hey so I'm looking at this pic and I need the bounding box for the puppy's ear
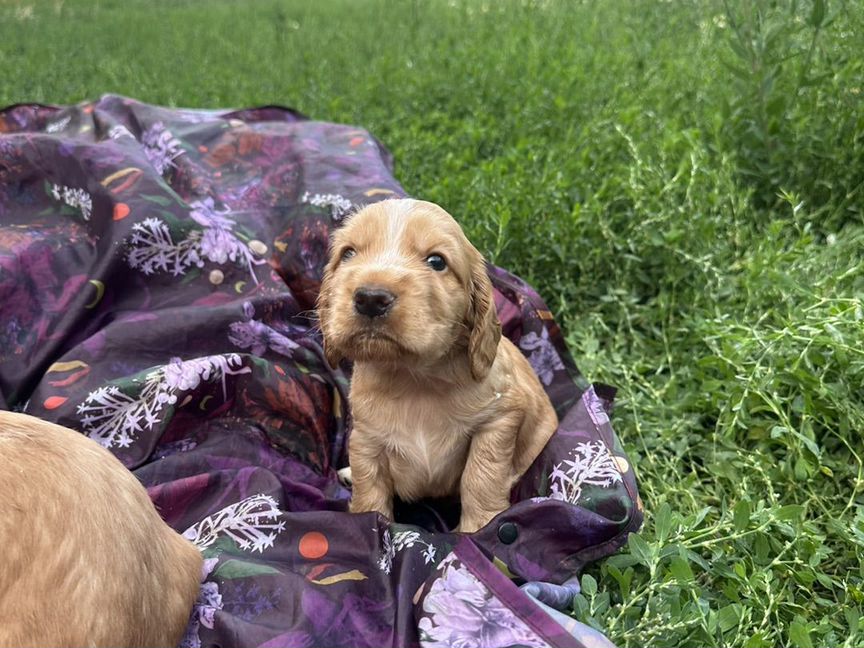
[467,249,501,381]
[317,245,343,369]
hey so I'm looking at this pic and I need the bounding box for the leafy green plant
[718,0,863,230]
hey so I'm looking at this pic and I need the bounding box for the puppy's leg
[347,426,394,520]
[513,396,559,476]
[457,412,522,533]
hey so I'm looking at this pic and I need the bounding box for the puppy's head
[317,199,501,380]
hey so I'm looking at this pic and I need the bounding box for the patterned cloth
[0,96,643,648]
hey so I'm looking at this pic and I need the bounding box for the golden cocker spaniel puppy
[319,199,558,532]
[0,411,202,647]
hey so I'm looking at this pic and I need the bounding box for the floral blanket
[0,96,642,648]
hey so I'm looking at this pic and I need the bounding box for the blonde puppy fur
[319,199,558,532]
[0,411,202,647]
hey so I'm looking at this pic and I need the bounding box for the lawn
[2,0,863,645]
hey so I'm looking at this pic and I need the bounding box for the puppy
[318,199,558,532]
[0,411,202,648]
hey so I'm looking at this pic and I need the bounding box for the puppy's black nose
[354,287,396,318]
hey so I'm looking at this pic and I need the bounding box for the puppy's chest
[360,397,477,499]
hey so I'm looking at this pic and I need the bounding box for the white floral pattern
[377,529,395,573]
[300,191,354,221]
[46,115,71,133]
[377,529,437,574]
[548,441,622,504]
[76,354,249,448]
[183,494,287,553]
[50,183,92,220]
[126,217,203,276]
[418,553,546,648]
[108,124,135,140]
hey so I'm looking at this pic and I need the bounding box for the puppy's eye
[425,254,447,272]
[341,248,356,262]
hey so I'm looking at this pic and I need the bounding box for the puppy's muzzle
[354,287,396,319]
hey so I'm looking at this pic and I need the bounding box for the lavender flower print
[198,582,222,630]
[162,354,246,393]
[188,197,266,279]
[228,303,300,358]
[583,387,611,426]
[180,558,223,648]
[142,121,184,175]
[189,198,241,262]
[162,357,209,392]
[418,554,546,648]
[228,319,279,356]
[153,437,198,459]
[126,198,265,281]
[519,326,564,386]
[187,196,234,228]
[223,582,282,622]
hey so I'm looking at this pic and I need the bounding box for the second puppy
[318,199,558,532]
[0,411,202,648]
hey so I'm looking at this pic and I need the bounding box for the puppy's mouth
[344,328,411,361]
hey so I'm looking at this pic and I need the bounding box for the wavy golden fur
[319,199,558,532]
[0,411,202,647]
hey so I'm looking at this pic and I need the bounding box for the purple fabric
[0,95,642,648]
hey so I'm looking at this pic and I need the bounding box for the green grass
[2,0,863,645]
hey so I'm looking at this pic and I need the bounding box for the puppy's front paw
[337,466,353,487]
